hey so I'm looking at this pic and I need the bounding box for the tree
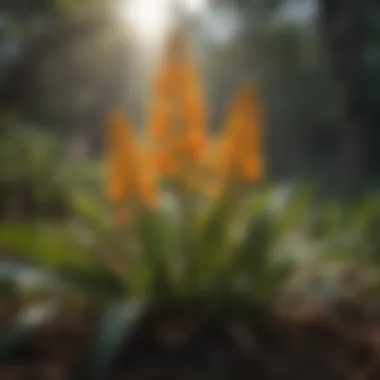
[319,0,380,190]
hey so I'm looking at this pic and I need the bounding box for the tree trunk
[318,0,368,193]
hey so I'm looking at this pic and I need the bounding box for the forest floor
[1,302,380,380]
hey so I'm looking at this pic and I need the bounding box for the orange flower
[135,147,159,209]
[221,86,264,183]
[153,126,181,177]
[221,138,235,173]
[202,178,224,199]
[222,98,244,172]
[195,136,229,199]
[107,146,126,202]
[148,45,179,144]
[183,129,207,162]
[105,26,265,220]
[179,61,206,132]
[237,87,264,183]
[182,92,206,130]
[149,100,172,142]
[156,151,178,175]
[156,63,176,98]
[106,111,134,202]
[239,154,263,183]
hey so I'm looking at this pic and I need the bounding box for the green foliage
[0,131,379,377]
[0,126,71,220]
[0,223,92,268]
[0,128,61,180]
[133,208,178,299]
[1,159,379,305]
[82,301,144,380]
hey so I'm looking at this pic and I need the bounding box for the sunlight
[121,0,172,45]
[119,0,209,47]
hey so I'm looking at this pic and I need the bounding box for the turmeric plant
[102,28,277,301]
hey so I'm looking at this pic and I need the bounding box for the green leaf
[0,223,95,270]
[189,190,239,289]
[134,208,176,299]
[234,211,274,273]
[229,211,284,299]
[70,191,108,228]
[69,192,130,273]
[79,301,145,380]
[276,184,316,235]
[354,196,380,229]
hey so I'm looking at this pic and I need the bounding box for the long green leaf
[78,301,145,380]
[190,189,238,290]
[134,208,176,299]
[0,223,95,270]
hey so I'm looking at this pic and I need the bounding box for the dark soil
[2,304,380,380]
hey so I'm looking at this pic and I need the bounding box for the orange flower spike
[148,51,177,144]
[197,136,229,200]
[135,147,159,209]
[153,124,180,177]
[218,127,239,180]
[149,100,172,142]
[181,71,207,131]
[107,144,126,203]
[240,155,263,183]
[222,94,245,161]
[206,158,228,198]
[106,111,133,202]
[212,136,234,186]
[234,86,265,183]
[183,129,207,162]
[221,85,264,184]
[148,34,183,180]
[168,32,207,164]
[181,92,207,163]
[156,150,178,176]
[156,60,176,98]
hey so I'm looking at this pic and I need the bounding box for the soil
[2,303,380,380]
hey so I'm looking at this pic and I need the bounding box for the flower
[106,111,133,202]
[221,85,264,184]
[134,146,159,209]
[105,29,264,221]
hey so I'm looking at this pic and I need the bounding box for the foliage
[0,123,70,220]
